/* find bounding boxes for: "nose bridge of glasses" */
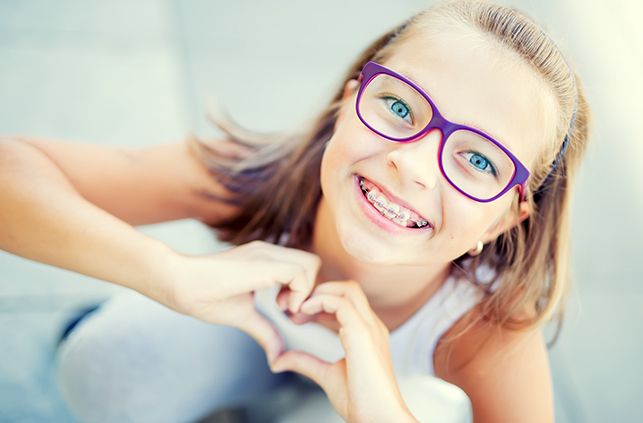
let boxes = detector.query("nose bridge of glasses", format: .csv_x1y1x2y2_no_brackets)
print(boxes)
409,124,443,146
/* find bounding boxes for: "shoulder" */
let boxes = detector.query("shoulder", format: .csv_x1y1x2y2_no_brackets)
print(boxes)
433,303,554,423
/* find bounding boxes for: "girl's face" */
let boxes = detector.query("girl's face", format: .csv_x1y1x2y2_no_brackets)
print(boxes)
320,26,555,266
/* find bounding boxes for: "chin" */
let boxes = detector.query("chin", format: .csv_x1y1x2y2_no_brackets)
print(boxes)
335,219,407,265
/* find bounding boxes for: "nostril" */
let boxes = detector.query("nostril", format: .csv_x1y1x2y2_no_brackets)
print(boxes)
386,148,400,170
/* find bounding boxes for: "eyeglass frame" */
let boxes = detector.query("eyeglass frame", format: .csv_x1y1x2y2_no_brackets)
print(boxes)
354,60,530,203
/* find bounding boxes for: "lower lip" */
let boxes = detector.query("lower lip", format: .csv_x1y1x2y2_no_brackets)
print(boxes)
353,174,433,235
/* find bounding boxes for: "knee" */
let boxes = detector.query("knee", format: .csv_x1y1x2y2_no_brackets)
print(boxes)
54,320,262,423
56,335,149,423
56,328,194,423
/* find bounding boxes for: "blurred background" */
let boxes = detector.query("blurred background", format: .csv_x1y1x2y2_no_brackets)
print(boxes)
0,0,640,422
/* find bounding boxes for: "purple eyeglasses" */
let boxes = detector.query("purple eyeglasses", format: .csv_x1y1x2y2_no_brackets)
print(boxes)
355,61,530,203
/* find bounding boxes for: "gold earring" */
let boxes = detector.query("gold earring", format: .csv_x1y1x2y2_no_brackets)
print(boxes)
468,240,484,256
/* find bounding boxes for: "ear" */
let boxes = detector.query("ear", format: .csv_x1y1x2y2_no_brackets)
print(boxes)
335,79,360,131
342,78,359,100
480,200,531,244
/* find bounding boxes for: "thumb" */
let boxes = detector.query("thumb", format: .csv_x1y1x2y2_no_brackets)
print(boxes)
270,350,334,390
236,309,284,365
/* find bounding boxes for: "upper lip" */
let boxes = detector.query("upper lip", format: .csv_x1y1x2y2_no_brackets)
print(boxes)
359,175,434,228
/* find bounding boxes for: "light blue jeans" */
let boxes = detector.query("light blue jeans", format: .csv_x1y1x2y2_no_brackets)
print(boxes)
55,291,298,423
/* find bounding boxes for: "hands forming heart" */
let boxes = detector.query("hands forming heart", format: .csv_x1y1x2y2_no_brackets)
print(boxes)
167,240,416,422
271,281,418,423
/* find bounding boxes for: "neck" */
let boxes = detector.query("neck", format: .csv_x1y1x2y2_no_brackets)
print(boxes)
307,197,452,315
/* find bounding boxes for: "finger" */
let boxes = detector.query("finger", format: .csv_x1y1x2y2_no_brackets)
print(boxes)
300,294,392,395
275,288,317,324
225,241,321,297
224,260,308,298
269,244,322,288
252,244,321,311
299,294,370,344
300,293,388,376
277,285,308,315
272,354,350,422
287,309,320,325
311,281,375,323
287,288,309,314
270,350,340,394
294,252,321,310
269,264,312,314
276,286,289,311
272,263,312,313
235,309,285,365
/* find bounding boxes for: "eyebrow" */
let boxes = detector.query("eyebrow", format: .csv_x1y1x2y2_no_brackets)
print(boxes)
394,67,437,101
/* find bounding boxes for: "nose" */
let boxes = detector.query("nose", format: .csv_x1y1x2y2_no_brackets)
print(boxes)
386,128,443,190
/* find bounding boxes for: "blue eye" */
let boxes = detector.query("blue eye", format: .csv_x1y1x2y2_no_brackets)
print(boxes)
383,96,412,124
462,152,498,177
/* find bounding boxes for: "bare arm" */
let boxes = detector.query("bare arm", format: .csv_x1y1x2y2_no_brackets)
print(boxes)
15,136,237,225
434,306,555,422
0,137,237,305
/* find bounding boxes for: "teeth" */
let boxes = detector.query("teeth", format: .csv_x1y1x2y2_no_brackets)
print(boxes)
359,176,430,230
393,217,411,227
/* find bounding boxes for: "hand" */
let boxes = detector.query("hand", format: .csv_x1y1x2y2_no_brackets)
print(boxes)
164,240,321,365
269,281,417,423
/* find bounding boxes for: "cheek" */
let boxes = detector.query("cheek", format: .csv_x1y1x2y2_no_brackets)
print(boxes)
439,196,510,248
443,204,481,244
437,197,496,250
444,213,484,241
321,117,378,184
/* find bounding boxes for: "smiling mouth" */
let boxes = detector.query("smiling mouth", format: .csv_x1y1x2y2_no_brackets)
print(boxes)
357,175,431,230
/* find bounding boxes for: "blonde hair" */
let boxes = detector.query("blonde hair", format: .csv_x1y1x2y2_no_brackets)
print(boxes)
187,0,592,345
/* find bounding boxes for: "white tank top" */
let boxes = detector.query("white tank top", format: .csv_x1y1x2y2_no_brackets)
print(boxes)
254,262,494,377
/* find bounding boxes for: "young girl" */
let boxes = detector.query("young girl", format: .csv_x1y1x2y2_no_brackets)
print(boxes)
0,0,591,421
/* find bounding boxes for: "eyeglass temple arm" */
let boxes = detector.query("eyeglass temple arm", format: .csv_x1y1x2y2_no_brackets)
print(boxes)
518,184,527,203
